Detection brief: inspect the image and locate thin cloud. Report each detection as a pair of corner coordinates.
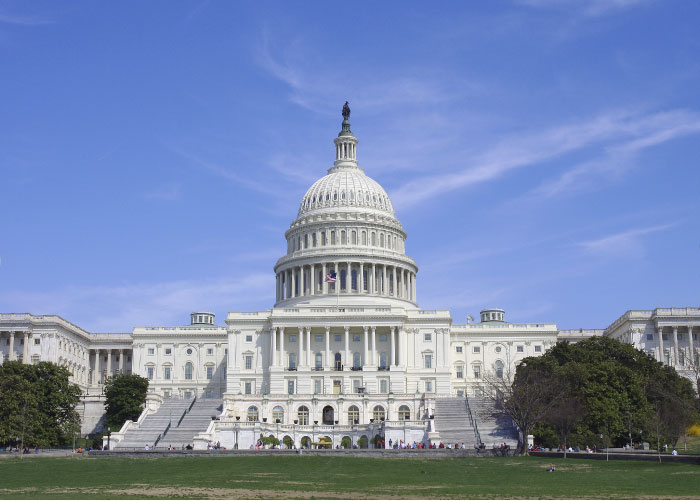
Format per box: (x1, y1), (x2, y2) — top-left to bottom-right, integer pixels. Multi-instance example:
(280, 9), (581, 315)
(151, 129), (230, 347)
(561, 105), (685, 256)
(0, 12), (53, 26)
(144, 182), (181, 201)
(576, 223), (676, 258)
(516, 0), (649, 17)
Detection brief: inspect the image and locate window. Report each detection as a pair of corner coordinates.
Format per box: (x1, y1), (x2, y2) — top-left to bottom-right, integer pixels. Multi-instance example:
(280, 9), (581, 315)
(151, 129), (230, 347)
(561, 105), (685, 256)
(164, 367), (171, 380)
(348, 405), (359, 424)
(245, 381), (252, 394)
(456, 366), (463, 379)
(288, 380), (295, 394)
(315, 335), (323, 342)
(298, 406), (309, 425)
(334, 335), (342, 342)
(206, 366), (213, 380)
(534, 345), (542, 353)
(495, 346), (502, 353)
(289, 353), (297, 370)
(456, 346), (462, 353)
(207, 348), (213, 355)
(424, 354), (432, 369)
(290, 335), (297, 342)
(517, 345), (524, 353)
(662, 334), (668, 341)
(353, 353), (361, 369)
(473, 346), (481, 353)
(425, 380), (433, 392)
(245, 355), (253, 370)
(315, 353), (323, 369)
(380, 334), (387, 342)
(186, 348), (193, 355)
(495, 360), (504, 378)
(353, 379), (362, 393)
(165, 348), (172, 355)
(473, 366), (481, 379)
(34, 338), (40, 345)
(647, 334), (653, 341)
(677, 333), (683, 341)
(148, 348), (155, 355)
(247, 406), (258, 422)
(246, 335), (253, 343)
(379, 352), (387, 368)
(379, 379), (388, 393)
(272, 406), (284, 424)
(314, 378), (322, 394)
(185, 362), (193, 380)
(398, 405), (410, 421)
(372, 405), (385, 421)
(353, 335), (360, 342)
(147, 367), (154, 380)
(424, 333), (431, 341)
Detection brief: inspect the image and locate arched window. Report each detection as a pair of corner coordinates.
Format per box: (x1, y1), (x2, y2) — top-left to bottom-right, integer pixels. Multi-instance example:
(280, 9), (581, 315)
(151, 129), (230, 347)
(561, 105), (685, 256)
(350, 191), (355, 201)
(379, 352), (387, 368)
(340, 269), (347, 291)
(289, 353), (297, 370)
(304, 234), (308, 249)
(312, 233), (317, 247)
(380, 233), (385, 248)
(372, 405), (385, 421)
(341, 230), (346, 245)
(331, 231), (336, 245)
(272, 406), (284, 424)
(348, 405), (360, 424)
(351, 231), (357, 245)
(298, 406), (309, 425)
(351, 269), (357, 291)
(495, 360), (504, 378)
(362, 231), (367, 245)
(371, 232), (376, 246)
(398, 405), (410, 421)
(333, 192), (338, 201)
(315, 352), (323, 369)
(247, 406), (259, 422)
(184, 362), (193, 380)
(321, 232), (327, 246)
(341, 191), (346, 200)
(353, 352), (361, 369)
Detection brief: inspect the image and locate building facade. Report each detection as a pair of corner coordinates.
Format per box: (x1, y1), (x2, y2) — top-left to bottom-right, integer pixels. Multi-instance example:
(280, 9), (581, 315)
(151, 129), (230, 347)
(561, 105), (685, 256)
(2, 107), (698, 446)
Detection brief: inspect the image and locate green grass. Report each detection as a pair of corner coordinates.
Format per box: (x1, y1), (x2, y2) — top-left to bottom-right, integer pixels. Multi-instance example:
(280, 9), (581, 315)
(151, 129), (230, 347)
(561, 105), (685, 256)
(0, 455), (699, 499)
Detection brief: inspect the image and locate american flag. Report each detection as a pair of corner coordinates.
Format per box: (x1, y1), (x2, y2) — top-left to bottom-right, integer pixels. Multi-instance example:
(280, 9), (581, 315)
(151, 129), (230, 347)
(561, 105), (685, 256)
(324, 271), (337, 283)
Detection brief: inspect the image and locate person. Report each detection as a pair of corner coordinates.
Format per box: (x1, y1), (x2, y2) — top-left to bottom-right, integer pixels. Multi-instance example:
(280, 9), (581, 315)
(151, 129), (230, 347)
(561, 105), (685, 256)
(34, 444), (39, 454)
(548, 464), (556, 472)
(144, 444), (149, 451)
(389, 439), (393, 448)
(672, 449), (678, 456)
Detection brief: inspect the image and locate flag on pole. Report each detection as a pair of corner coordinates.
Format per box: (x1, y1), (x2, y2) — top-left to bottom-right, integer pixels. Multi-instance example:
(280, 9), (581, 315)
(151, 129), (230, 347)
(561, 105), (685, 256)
(325, 271), (337, 283)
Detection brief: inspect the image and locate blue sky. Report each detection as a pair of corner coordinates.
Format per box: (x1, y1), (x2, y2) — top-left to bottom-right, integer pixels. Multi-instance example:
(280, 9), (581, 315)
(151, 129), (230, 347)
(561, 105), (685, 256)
(1, 0), (699, 332)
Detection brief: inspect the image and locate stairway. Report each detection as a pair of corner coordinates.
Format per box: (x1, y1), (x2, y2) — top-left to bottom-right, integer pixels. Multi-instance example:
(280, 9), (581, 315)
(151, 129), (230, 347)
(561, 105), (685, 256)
(160, 398), (223, 449)
(433, 398), (478, 445)
(114, 398), (192, 449)
(468, 397), (519, 448)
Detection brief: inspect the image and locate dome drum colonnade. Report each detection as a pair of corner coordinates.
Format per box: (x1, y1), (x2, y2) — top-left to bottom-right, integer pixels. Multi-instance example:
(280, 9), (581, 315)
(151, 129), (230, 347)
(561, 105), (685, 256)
(273, 104), (418, 306)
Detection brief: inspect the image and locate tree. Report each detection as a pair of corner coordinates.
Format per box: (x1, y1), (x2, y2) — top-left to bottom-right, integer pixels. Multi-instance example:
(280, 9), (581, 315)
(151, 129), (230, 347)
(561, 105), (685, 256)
(0, 361), (80, 447)
(103, 373), (149, 430)
(545, 389), (586, 458)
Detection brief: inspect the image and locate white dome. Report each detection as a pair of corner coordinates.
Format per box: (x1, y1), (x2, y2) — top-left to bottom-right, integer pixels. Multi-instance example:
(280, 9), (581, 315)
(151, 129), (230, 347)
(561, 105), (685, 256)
(297, 166), (395, 219)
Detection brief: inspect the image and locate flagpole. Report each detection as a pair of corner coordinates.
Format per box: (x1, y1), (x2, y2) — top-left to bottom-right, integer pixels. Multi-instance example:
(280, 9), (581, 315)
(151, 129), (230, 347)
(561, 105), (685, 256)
(336, 267), (340, 309)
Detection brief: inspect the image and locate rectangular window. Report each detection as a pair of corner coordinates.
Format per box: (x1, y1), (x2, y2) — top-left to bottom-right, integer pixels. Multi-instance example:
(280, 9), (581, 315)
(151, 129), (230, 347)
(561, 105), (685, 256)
(677, 333), (683, 341)
(424, 354), (432, 369)
(34, 338), (40, 345)
(165, 348), (172, 355)
(425, 380), (433, 392)
(353, 335), (360, 342)
(245, 382), (252, 394)
(517, 345), (524, 353)
(535, 346), (542, 353)
(207, 366), (213, 380)
(379, 379), (388, 393)
(314, 379), (322, 394)
(315, 335), (323, 342)
(288, 380), (295, 395)
(148, 348), (155, 355)
(456, 367), (463, 379)
(353, 379), (362, 393)
(164, 367), (171, 380)
(473, 367), (481, 379)
(424, 333), (431, 341)
(245, 355), (252, 370)
(147, 367), (154, 380)
(246, 335), (253, 342)
(662, 334), (668, 340)
(290, 335), (297, 342)
(647, 334), (653, 341)
(473, 346), (481, 353)
(455, 346), (462, 353)
(207, 348), (213, 355)
(457, 390), (464, 397)
(334, 335), (342, 342)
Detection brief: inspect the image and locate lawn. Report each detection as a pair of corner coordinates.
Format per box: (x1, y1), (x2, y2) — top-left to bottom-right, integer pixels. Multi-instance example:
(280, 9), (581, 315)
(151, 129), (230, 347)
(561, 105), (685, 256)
(0, 455), (698, 499)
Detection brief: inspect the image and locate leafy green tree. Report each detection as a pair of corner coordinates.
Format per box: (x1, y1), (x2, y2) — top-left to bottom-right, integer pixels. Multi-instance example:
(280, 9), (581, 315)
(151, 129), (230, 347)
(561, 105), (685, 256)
(103, 373), (149, 430)
(341, 437), (352, 448)
(0, 361), (80, 447)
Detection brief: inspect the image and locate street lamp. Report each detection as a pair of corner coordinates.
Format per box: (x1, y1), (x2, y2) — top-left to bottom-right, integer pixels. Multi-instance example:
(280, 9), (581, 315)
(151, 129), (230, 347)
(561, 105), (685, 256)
(234, 417), (240, 450)
(107, 427), (111, 451)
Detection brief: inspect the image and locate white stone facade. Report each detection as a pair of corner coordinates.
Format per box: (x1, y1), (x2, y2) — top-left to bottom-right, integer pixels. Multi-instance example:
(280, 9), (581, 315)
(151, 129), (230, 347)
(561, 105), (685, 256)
(2, 109), (698, 447)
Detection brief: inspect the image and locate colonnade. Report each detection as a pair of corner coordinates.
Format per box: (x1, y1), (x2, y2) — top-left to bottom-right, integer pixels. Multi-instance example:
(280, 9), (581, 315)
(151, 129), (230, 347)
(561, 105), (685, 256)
(268, 325), (404, 370)
(656, 325), (697, 366)
(0, 330), (34, 363)
(276, 262), (416, 303)
(89, 348), (131, 385)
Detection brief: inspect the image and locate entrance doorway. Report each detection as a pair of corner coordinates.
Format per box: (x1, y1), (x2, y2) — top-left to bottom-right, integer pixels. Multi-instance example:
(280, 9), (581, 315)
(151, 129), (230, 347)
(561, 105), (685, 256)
(322, 405), (335, 425)
(333, 380), (341, 395)
(334, 353), (342, 371)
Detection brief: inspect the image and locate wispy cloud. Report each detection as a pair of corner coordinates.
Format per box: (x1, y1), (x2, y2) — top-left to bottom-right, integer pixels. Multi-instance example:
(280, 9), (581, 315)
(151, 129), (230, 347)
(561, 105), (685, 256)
(576, 223), (676, 258)
(0, 11), (53, 26)
(144, 182), (181, 201)
(516, 0), (650, 17)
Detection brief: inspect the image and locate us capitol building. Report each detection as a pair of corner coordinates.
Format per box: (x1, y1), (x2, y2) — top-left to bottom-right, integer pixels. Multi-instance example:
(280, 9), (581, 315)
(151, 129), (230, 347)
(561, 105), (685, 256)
(2, 105), (698, 449)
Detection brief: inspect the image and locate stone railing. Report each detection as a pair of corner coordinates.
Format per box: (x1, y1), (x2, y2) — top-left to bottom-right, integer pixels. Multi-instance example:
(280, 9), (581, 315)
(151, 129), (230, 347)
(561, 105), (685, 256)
(452, 323), (557, 331)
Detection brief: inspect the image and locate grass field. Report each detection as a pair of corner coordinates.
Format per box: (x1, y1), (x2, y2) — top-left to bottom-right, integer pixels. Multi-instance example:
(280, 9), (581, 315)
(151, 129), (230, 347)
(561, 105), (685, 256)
(0, 455), (699, 499)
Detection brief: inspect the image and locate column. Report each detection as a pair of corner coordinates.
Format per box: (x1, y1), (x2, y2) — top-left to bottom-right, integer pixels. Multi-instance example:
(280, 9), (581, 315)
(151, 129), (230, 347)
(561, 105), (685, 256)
(689, 326), (695, 365)
(412, 273), (416, 302)
(363, 326), (369, 367)
(119, 349), (124, 373)
(280, 328), (285, 368)
(371, 263), (376, 294)
(22, 332), (30, 363)
(371, 327), (376, 366)
(322, 263), (327, 294)
(270, 328), (277, 367)
(390, 327), (396, 368)
(95, 349), (102, 384)
(310, 264), (315, 295)
(325, 327), (331, 369)
(392, 267), (397, 297)
(359, 263), (364, 293)
(291, 268), (296, 298)
(672, 326), (679, 366)
(306, 327), (311, 366)
(382, 265), (387, 296)
(346, 261), (351, 293)
(9, 332), (15, 361)
(298, 327), (304, 367)
(334, 262), (340, 294)
(398, 326), (405, 367)
(403, 269), (408, 298)
(657, 327), (664, 363)
(300, 266), (305, 296)
(344, 326), (350, 367)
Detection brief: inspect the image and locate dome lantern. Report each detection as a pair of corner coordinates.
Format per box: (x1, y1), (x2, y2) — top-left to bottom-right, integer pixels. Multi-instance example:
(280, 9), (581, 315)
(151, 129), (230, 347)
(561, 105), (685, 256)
(331, 101), (359, 171)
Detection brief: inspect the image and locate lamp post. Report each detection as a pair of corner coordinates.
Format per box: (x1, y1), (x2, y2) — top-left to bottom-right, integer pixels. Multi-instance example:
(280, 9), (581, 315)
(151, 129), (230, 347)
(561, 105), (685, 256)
(107, 427), (111, 451)
(276, 419), (280, 448)
(234, 417), (240, 450)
